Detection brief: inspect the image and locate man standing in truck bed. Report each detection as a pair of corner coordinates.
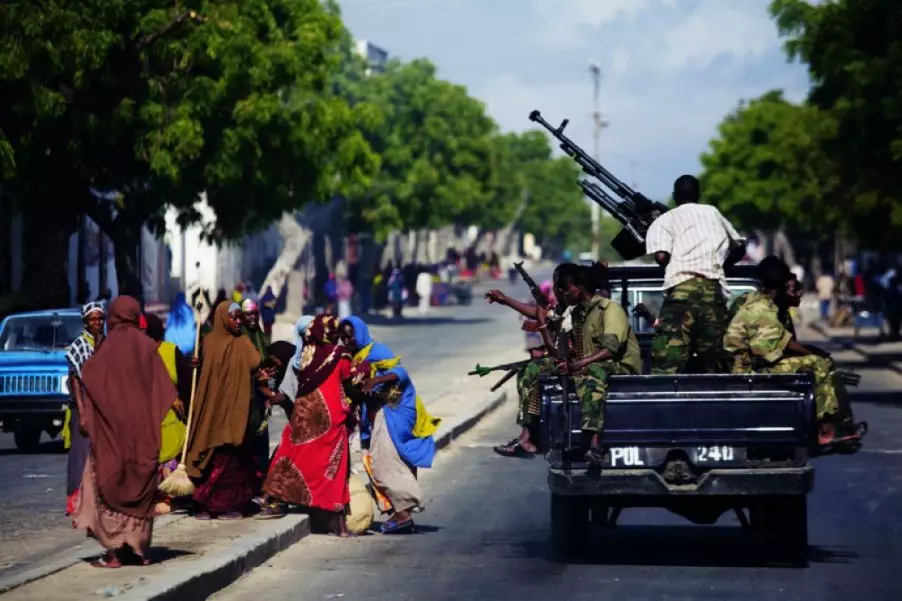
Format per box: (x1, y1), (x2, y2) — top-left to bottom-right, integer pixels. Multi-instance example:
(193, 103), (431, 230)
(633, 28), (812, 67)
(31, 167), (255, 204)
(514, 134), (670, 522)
(645, 175), (746, 374)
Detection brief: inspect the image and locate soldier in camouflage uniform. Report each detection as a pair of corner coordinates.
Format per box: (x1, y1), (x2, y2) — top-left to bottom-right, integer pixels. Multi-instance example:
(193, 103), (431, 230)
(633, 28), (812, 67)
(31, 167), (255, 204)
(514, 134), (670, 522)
(535, 263), (642, 464)
(646, 175), (746, 374)
(493, 341), (548, 458)
(723, 257), (865, 446)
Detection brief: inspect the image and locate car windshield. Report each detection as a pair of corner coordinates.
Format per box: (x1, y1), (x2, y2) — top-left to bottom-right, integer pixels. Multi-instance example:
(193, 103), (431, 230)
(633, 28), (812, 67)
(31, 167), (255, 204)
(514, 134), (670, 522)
(0, 314), (84, 351)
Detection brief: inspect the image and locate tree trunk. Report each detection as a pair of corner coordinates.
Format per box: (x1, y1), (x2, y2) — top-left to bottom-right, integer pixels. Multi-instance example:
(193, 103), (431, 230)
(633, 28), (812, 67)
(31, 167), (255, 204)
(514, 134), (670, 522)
(110, 221), (143, 301)
(20, 206), (73, 309)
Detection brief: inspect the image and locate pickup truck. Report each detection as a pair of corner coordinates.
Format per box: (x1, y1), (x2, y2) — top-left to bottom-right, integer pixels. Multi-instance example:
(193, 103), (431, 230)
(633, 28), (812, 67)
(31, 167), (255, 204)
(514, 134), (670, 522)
(0, 309), (83, 451)
(538, 264), (815, 565)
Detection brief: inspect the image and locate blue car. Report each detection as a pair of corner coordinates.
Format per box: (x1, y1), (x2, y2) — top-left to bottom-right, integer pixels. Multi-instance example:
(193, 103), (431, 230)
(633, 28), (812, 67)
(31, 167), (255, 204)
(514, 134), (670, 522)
(0, 309), (84, 451)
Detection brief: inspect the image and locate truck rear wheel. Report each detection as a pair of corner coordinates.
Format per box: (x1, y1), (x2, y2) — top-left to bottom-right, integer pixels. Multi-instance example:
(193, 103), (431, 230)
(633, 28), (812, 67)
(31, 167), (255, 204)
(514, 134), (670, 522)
(749, 495), (808, 566)
(550, 494), (590, 559)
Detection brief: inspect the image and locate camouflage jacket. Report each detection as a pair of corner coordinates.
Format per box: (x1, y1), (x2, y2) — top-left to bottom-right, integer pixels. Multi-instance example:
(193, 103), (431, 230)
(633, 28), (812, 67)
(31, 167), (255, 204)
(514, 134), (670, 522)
(728, 290), (796, 339)
(723, 292), (793, 373)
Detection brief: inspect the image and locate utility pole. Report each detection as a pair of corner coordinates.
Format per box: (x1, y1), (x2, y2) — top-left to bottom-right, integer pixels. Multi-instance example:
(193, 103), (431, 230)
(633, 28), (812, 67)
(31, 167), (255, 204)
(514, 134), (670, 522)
(589, 62), (608, 259)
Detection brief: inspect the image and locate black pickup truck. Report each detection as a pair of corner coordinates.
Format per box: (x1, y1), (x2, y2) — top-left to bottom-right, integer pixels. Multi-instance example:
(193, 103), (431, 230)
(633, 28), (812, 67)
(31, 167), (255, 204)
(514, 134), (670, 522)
(538, 264), (816, 565)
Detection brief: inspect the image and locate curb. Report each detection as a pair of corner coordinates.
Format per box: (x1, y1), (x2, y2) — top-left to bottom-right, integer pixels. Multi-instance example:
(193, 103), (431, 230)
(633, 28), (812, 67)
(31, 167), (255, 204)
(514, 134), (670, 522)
(434, 388), (509, 451)
(0, 514), (188, 595)
(116, 514), (310, 601)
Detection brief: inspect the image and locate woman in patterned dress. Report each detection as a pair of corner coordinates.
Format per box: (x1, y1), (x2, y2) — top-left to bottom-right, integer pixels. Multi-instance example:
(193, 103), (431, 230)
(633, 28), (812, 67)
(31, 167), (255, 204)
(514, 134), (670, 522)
(260, 315), (357, 535)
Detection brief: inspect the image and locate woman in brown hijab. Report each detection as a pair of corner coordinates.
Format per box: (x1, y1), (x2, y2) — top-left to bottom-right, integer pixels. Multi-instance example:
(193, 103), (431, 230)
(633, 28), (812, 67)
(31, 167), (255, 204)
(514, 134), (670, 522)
(73, 296), (178, 568)
(186, 302), (262, 520)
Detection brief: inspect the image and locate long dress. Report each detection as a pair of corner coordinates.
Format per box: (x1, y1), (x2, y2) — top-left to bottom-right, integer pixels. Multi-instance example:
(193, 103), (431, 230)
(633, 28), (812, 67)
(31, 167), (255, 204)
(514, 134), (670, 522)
(264, 357), (353, 512)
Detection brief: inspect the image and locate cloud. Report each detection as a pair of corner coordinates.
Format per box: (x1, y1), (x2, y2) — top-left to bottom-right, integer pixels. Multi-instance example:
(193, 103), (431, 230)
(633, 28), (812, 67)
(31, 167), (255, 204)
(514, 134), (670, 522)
(338, 0), (811, 198)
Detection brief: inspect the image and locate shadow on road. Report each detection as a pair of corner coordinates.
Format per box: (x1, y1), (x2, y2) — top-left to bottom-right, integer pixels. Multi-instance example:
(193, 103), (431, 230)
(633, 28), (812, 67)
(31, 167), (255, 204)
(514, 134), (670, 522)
(520, 525), (858, 568)
(0, 439), (65, 456)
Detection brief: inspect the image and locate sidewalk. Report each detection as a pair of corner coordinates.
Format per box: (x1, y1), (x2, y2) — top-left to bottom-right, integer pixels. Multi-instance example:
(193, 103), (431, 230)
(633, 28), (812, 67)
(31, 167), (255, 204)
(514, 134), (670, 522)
(0, 302), (523, 601)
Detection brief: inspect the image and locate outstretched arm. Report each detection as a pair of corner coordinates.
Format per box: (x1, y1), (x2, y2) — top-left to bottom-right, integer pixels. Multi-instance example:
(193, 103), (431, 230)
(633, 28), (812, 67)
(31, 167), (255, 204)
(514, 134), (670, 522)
(485, 289), (540, 319)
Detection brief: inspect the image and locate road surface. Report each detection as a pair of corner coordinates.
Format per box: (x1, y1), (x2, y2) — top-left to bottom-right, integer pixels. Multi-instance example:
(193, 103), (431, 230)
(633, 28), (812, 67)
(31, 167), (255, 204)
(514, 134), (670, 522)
(212, 336), (902, 601)
(0, 271), (537, 577)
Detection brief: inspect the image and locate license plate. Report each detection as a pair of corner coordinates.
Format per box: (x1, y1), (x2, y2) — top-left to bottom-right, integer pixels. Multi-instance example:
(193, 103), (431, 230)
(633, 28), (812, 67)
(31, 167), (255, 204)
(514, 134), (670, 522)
(691, 445), (738, 464)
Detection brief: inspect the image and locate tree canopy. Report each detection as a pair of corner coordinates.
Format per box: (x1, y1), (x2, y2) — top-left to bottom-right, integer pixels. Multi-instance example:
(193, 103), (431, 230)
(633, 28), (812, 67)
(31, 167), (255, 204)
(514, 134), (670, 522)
(701, 0), (902, 250)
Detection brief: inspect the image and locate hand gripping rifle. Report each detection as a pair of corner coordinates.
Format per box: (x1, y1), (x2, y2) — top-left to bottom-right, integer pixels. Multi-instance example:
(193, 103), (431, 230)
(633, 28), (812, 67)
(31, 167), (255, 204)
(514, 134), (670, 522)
(528, 110), (670, 260)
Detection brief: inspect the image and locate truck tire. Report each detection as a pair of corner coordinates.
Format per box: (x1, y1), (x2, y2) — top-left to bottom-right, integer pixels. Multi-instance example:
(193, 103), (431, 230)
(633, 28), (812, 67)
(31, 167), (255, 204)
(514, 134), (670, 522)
(550, 494), (590, 559)
(14, 427), (42, 453)
(749, 495), (808, 567)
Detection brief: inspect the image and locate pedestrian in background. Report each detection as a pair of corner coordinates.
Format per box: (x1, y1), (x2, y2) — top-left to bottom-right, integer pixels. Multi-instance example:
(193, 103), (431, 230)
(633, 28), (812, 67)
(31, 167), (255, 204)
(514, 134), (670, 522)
(816, 272), (835, 322)
(260, 285), (277, 343)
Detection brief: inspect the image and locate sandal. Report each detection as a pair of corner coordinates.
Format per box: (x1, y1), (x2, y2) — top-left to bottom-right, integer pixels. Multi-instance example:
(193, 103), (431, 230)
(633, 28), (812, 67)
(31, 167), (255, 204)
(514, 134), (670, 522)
(254, 504), (287, 520)
(194, 512), (212, 521)
(216, 511), (244, 521)
(90, 553), (122, 569)
(584, 447), (605, 466)
(493, 438), (535, 459)
(381, 518), (416, 534)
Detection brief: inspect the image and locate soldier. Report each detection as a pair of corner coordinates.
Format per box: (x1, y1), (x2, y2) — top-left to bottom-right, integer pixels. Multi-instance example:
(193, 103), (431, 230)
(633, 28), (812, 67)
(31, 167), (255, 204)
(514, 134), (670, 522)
(493, 339), (549, 458)
(646, 175), (746, 374)
(723, 257), (865, 447)
(534, 262), (642, 464)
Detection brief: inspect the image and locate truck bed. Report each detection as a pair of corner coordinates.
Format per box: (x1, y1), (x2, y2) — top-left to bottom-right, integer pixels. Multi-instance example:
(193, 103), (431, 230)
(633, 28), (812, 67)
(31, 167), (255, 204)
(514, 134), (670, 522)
(539, 372), (817, 472)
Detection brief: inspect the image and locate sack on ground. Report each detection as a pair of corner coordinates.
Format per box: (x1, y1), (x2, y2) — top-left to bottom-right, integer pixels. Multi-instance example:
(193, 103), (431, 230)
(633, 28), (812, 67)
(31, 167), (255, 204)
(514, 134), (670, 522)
(346, 474), (374, 534)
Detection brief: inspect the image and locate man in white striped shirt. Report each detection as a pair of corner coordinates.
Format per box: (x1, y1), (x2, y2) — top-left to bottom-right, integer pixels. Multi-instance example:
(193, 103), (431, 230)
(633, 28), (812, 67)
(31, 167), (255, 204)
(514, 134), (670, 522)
(645, 175), (745, 374)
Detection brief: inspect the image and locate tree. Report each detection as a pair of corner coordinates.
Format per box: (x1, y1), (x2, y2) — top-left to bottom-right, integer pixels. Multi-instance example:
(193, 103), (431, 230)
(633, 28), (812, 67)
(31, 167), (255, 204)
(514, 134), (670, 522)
(0, 0), (376, 303)
(699, 90), (840, 238)
(519, 156), (591, 255)
(770, 0), (902, 248)
(345, 58), (496, 239)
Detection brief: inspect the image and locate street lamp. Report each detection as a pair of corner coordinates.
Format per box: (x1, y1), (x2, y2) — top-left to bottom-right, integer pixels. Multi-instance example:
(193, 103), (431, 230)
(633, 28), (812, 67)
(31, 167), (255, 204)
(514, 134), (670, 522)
(588, 62), (608, 259)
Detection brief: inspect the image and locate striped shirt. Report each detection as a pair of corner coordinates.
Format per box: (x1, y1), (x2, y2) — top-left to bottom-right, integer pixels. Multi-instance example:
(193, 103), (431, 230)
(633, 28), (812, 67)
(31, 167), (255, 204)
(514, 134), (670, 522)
(645, 203), (743, 295)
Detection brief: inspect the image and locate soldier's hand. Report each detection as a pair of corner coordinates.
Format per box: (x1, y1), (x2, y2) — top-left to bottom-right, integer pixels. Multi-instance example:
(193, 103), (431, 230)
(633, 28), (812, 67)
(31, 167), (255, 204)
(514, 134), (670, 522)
(535, 307), (548, 325)
(484, 289), (505, 304)
(555, 360), (570, 374)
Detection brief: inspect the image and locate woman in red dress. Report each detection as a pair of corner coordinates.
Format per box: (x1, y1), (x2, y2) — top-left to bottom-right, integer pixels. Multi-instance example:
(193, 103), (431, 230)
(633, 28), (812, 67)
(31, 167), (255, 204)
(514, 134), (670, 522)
(261, 315), (357, 535)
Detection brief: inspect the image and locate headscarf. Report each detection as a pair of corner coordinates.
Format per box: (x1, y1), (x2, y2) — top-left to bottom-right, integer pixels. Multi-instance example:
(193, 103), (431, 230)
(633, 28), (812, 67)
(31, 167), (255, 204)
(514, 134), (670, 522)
(80, 296), (176, 518)
(66, 302), (106, 376)
(165, 292), (196, 355)
(143, 313), (165, 342)
(342, 316), (394, 363)
(539, 280), (556, 306)
(295, 315), (347, 398)
(185, 301), (261, 478)
(266, 341), (296, 383)
(291, 315), (315, 369)
(241, 298), (258, 313)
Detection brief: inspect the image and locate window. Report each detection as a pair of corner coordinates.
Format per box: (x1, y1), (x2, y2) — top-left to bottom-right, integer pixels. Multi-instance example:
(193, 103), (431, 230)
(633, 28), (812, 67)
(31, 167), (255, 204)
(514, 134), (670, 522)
(612, 283), (757, 334)
(0, 315), (83, 351)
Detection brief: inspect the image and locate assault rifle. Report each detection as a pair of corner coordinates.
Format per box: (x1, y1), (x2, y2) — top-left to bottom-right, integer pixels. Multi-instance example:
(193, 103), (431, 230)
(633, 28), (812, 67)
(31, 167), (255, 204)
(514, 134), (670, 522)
(469, 359), (533, 392)
(469, 360), (532, 377)
(514, 261), (550, 310)
(528, 110), (670, 260)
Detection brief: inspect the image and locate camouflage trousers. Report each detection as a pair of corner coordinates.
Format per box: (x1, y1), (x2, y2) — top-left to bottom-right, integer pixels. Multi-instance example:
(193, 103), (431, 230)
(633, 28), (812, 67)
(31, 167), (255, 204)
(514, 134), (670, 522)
(519, 357), (634, 433)
(651, 277), (728, 375)
(516, 360), (545, 427)
(762, 355), (842, 420)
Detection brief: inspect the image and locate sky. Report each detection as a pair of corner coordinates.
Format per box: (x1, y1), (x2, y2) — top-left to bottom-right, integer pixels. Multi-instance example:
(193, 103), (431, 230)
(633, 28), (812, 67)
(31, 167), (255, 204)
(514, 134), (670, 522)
(338, 0), (813, 202)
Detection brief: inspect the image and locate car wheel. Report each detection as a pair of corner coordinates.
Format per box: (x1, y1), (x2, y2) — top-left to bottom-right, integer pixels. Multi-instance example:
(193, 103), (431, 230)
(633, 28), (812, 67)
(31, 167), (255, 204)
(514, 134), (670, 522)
(14, 427), (42, 453)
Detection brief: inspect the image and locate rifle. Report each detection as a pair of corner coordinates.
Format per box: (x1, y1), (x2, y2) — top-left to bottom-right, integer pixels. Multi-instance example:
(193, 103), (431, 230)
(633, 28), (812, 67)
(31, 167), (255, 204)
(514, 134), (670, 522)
(513, 261), (550, 310)
(468, 360), (532, 377)
(490, 368), (520, 392)
(528, 110), (670, 260)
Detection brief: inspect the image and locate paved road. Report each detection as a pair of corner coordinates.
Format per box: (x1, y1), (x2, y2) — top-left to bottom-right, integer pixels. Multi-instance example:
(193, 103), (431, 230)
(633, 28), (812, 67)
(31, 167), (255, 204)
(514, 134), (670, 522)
(0, 270), (541, 577)
(213, 338), (902, 601)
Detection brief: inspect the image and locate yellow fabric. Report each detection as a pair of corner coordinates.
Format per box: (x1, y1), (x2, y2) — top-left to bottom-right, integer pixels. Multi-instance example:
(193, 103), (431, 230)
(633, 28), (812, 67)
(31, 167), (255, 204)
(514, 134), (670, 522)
(159, 409), (186, 463)
(353, 344), (441, 438)
(62, 406), (72, 449)
(157, 341), (185, 463)
(158, 341), (178, 383)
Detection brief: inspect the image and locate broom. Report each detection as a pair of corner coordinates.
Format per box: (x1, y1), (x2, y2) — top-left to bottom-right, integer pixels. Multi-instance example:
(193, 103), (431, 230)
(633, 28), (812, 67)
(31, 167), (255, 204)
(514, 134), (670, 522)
(158, 305), (204, 497)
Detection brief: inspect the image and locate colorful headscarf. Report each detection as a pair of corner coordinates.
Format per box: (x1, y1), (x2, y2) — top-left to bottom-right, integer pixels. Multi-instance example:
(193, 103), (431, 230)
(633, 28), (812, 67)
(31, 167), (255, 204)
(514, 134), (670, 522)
(291, 315), (315, 369)
(165, 292), (196, 355)
(241, 298), (258, 313)
(295, 315), (347, 397)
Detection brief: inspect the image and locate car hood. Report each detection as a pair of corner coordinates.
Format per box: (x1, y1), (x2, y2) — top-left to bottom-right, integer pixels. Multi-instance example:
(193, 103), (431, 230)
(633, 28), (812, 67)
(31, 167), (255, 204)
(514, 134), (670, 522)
(0, 350), (68, 371)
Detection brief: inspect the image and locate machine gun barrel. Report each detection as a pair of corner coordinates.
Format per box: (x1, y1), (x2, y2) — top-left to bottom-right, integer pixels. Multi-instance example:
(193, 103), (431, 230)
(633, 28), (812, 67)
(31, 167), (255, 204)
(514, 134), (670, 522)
(468, 360), (532, 377)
